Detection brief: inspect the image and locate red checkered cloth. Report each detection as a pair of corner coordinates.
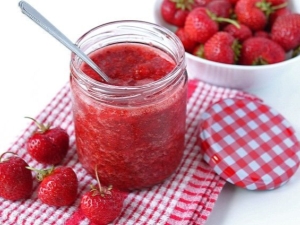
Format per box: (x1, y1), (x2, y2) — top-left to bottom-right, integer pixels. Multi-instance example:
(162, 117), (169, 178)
(0, 80), (250, 225)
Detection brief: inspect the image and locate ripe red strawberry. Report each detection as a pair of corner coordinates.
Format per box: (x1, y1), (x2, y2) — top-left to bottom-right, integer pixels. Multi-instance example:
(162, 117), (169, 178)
(184, 7), (238, 43)
(175, 27), (198, 53)
(160, 0), (195, 27)
(204, 31), (240, 64)
(271, 13), (300, 52)
(239, 37), (285, 65)
(26, 117), (69, 165)
(235, 0), (287, 31)
(235, 0), (268, 31)
(254, 30), (270, 38)
(228, 0), (239, 5)
(0, 152), (33, 200)
(184, 7), (219, 43)
(29, 166), (78, 206)
(81, 168), (125, 225)
(206, 0), (232, 18)
(223, 23), (253, 42)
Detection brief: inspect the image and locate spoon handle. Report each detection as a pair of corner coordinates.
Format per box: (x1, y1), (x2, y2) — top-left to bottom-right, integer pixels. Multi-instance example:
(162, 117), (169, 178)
(18, 1), (110, 82)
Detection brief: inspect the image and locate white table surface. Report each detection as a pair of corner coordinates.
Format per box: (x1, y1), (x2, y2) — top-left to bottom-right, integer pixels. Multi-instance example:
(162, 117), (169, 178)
(1, 0), (300, 224)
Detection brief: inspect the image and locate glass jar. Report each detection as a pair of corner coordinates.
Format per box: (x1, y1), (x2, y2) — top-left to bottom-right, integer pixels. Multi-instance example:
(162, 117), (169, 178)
(70, 20), (187, 190)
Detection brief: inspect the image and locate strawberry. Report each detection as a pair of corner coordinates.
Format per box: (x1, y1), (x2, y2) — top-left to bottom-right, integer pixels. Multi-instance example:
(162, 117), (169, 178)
(223, 23), (253, 42)
(234, 0), (287, 31)
(235, 0), (268, 31)
(239, 36), (285, 65)
(81, 167), (125, 225)
(0, 152), (33, 201)
(26, 117), (69, 165)
(29, 166), (78, 206)
(206, 0), (232, 18)
(254, 30), (270, 38)
(271, 13), (300, 52)
(160, 0), (195, 27)
(184, 7), (239, 43)
(175, 27), (198, 53)
(228, 0), (239, 5)
(203, 31), (240, 64)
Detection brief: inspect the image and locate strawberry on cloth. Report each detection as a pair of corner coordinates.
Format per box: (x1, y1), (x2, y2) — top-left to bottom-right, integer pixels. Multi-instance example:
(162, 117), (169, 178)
(80, 167), (125, 224)
(28, 166), (78, 207)
(0, 152), (33, 201)
(25, 117), (69, 165)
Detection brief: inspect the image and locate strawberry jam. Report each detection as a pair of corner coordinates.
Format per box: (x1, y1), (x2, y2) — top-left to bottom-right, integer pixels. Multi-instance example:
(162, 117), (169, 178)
(70, 21), (187, 190)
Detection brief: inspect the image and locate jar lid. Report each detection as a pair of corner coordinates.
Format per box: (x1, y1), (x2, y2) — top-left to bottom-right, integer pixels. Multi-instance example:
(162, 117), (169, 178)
(198, 98), (300, 190)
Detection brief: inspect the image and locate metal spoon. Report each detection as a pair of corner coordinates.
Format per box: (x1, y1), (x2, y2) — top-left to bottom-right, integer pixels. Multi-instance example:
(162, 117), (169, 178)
(18, 1), (111, 83)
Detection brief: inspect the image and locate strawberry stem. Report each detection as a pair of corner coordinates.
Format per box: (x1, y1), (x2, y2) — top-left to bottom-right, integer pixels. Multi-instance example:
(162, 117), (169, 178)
(207, 9), (240, 28)
(91, 165), (112, 197)
(25, 117), (50, 133)
(26, 165), (54, 181)
(95, 165), (103, 194)
(271, 2), (288, 11)
(0, 152), (17, 162)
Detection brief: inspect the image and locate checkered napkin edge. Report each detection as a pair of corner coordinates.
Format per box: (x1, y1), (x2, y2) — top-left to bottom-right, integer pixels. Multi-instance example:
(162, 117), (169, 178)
(0, 80), (246, 225)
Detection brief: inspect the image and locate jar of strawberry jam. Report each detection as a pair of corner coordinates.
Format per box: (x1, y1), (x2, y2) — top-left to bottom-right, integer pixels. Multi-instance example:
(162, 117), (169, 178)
(70, 21), (187, 190)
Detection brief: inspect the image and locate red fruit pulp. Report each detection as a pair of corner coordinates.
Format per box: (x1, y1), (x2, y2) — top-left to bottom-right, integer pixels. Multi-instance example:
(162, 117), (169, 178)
(71, 43), (187, 190)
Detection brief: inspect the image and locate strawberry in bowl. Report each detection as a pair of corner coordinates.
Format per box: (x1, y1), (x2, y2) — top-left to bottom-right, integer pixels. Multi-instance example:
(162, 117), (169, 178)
(154, 0), (300, 90)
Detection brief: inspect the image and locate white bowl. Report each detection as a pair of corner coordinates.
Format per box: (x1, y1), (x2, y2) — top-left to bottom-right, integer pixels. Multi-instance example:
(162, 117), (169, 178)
(154, 0), (300, 91)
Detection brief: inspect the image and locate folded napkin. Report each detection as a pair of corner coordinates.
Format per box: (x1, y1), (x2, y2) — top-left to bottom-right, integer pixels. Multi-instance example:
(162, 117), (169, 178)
(0, 79), (247, 225)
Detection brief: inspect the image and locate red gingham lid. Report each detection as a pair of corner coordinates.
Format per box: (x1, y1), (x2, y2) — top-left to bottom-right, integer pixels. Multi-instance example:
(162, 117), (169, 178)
(198, 97), (300, 190)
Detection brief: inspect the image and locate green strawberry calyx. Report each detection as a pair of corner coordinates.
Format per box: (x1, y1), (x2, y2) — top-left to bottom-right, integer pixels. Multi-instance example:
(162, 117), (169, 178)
(194, 44), (205, 58)
(26, 165), (54, 181)
(252, 56), (268, 65)
(25, 117), (51, 134)
(232, 40), (242, 64)
(256, 0), (288, 18)
(292, 45), (300, 58)
(90, 166), (113, 197)
(171, 0), (195, 11)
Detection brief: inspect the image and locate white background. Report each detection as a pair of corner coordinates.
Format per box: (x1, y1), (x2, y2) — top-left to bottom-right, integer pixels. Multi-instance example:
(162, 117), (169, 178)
(1, 0), (300, 224)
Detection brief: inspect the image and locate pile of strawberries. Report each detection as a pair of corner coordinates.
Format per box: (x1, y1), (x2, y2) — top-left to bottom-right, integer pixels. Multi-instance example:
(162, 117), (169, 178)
(160, 0), (300, 65)
(0, 118), (124, 225)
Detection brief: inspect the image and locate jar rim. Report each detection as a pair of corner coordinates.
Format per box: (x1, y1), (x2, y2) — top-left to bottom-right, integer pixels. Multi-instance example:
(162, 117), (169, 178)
(70, 20), (186, 94)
